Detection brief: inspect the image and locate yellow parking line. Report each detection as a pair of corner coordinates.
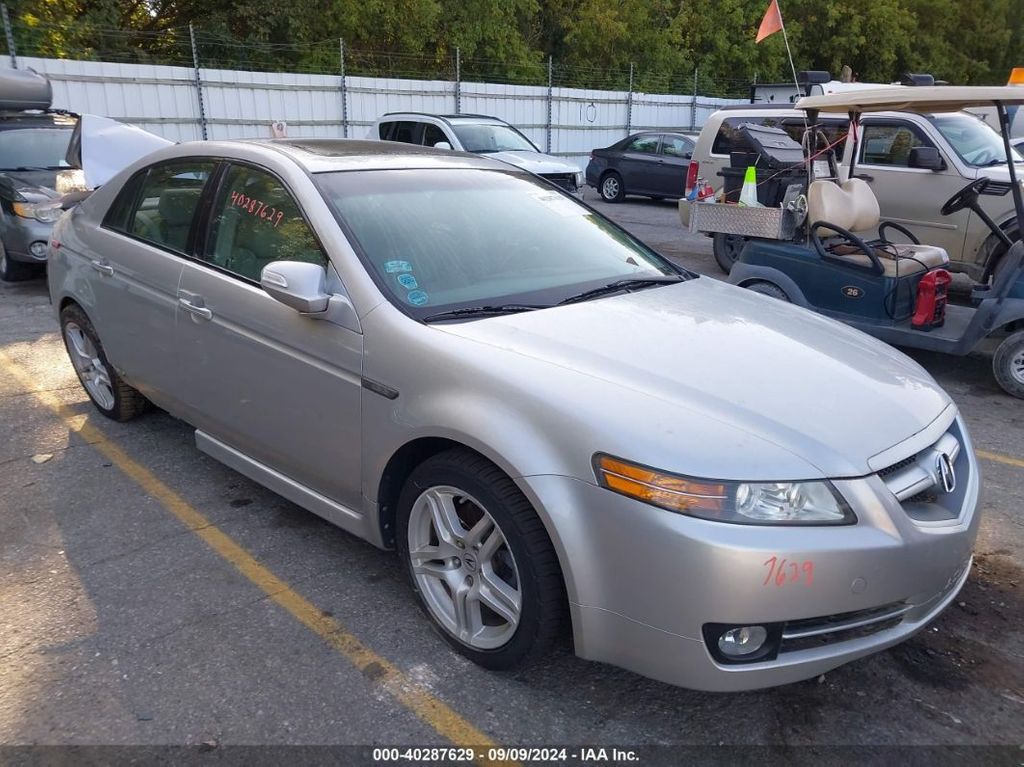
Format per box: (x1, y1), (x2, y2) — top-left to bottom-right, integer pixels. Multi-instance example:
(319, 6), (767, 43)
(976, 449), (1024, 469)
(0, 350), (501, 761)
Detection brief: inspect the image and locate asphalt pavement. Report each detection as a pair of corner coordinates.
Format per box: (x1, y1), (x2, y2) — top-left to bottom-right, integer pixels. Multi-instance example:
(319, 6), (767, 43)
(1, 195), (1022, 761)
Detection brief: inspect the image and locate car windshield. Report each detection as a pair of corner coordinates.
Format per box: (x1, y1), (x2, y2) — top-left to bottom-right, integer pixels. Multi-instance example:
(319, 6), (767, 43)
(318, 168), (684, 318)
(0, 127), (73, 170)
(450, 123), (537, 153)
(930, 113), (1023, 166)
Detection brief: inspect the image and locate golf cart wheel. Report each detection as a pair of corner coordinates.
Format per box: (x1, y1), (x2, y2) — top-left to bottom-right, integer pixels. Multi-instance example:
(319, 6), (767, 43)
(599, 172), (625, 203)
(747, 281), (791, 302)
(60, 303), (149, 421)
(713, 233), (746, 274)
(993, 330), (1024, 399)
(0, 242), (32, 282)
(397, 448), (566, 670)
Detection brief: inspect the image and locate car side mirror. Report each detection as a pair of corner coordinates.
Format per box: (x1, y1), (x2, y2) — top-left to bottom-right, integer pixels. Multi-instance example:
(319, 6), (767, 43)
(908, 146), (944, 171)
(433, 141), (452, 150)
(261, 261), (331, 314)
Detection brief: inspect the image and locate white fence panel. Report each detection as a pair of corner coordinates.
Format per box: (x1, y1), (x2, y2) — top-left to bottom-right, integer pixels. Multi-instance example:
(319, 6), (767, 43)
(10, 57), (744, 169)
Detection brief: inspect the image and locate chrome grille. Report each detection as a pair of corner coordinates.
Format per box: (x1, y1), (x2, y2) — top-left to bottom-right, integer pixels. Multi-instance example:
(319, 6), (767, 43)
(540, 173), (578, 192)
(878, 432), (960, 502)
(779, 602), (910, 653)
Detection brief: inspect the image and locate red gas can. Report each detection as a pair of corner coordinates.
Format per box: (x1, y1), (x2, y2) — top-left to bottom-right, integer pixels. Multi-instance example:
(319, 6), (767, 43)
(912, 269), (951, 330)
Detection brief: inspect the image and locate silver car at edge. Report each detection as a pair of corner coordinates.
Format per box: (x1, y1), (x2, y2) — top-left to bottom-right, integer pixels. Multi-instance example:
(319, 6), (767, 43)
(48, 139), (980, 692)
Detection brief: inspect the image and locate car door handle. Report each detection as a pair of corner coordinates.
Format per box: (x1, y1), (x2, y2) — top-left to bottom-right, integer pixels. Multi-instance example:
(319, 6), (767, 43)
(90, 259), (114, 276)
(178, 296), (213, 321)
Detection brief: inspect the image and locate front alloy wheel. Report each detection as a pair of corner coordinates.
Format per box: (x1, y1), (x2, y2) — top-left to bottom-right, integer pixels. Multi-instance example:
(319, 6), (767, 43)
(407, 486), (521, 650)
(397, 448), (565, 670)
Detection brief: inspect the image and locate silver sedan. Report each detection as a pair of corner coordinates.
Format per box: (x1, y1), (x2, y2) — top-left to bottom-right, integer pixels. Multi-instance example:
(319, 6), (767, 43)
(48, 139), (979, 691)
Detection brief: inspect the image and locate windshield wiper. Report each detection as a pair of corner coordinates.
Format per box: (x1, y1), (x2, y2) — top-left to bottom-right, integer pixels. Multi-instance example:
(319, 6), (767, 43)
(6, 165), (62, 171)
(557, 275), (685, 305)
(422, 304), (549, 322)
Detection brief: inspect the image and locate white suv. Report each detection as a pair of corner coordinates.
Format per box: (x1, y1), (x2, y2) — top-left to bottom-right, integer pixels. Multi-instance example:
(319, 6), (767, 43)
(371, 112), (584, 195)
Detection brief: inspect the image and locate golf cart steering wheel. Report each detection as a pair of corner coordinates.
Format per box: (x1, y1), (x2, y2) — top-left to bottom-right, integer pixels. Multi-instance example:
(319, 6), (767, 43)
(941, 178), (989, 216)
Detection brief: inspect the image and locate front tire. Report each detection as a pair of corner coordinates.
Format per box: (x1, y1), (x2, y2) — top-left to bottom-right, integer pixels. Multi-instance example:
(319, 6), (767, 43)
(397, 448), (565, 670)
(599, 172), (625, 203)
(993, 330), (1024, 399)
(59, 304), (149, 421)
(0, 242), (33, 282)
(713, 233), (747, 274)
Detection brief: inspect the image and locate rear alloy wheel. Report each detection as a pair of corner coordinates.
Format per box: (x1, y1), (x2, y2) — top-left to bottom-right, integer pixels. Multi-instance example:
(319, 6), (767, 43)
(600, 172), (625, 203)
(747, 280), (791, 302)
(60, 304), (149, 421)
(397, 448), (565, 670)
(993, 330), (1024, 399)
(0, 242), (33, 282)
(713, 232), (747, 274)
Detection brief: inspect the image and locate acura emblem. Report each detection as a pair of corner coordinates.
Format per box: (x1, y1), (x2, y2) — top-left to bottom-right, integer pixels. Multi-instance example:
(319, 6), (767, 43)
(937, 453), (956, 493)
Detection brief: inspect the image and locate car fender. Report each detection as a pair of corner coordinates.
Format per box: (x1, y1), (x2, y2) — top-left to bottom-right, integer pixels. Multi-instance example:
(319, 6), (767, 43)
(729, 262), (812, 308)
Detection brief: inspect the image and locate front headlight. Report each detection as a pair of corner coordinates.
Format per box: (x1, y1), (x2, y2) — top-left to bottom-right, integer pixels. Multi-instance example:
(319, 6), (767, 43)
(594, 454), (855, 525)
(12, 200), (63, 223)
(575, 171), (585, 190)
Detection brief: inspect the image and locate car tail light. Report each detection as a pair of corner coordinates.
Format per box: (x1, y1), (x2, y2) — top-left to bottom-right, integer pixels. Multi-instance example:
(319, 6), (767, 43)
(685, 161), (699, 196)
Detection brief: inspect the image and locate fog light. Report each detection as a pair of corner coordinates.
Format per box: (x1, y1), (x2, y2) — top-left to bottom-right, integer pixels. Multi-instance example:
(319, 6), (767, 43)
(717, 625), (768, 657)
(29, 240), (48, 258)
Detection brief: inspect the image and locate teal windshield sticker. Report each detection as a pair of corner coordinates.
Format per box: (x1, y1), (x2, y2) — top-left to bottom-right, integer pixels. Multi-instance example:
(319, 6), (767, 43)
(407, 290), (429, 306)
(397, 273), (419, 289)
(384, 260), (413, 273)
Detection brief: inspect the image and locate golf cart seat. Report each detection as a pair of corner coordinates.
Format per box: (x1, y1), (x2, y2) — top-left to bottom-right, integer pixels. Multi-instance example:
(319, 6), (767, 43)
(808, 178), (949, 276)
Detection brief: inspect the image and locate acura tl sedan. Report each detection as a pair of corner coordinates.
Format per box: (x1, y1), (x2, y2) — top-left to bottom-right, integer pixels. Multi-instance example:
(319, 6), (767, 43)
(48, 139), (979, 691)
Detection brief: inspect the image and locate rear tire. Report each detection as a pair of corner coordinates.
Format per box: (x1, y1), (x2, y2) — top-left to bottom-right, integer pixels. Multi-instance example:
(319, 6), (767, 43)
(59, 304), (149, 421)
(0, 242), (33, 282)
(396, 448), (565, 670)
(713, 233), (747, 274)
(599, 172), (625, 203)
(747, 281), (791, 302)
(993, 330), (1024, 399)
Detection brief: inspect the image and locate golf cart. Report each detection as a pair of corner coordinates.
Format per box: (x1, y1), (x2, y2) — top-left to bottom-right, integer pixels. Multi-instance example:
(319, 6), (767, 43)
(690, 86), (1024, 398)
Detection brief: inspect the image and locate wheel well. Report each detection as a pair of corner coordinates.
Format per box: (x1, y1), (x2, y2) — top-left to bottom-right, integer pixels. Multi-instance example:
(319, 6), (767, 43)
(376, 437), (469, 548)
(599, 169), (620, 182)
(58, 296), (81, 314)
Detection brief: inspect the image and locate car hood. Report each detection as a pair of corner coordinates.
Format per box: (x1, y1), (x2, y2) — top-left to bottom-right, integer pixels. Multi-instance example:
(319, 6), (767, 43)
(486, 150), (580, 175)
(436, 278), (952, 479)
(0, 169), (58, 201)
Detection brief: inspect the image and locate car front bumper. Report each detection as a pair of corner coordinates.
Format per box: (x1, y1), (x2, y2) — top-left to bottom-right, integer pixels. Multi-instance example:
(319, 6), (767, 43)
(3, 215), (55, 263)
(519, 419), (980, 692)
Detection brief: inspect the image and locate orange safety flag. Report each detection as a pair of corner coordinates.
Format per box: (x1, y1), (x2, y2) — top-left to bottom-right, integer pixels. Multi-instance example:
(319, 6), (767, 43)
(756, 0), (784, 43)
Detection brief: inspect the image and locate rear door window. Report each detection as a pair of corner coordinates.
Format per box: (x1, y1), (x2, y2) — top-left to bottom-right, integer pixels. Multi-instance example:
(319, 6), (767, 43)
(109, 161), (216, 254)
(382, 121), (422, 145)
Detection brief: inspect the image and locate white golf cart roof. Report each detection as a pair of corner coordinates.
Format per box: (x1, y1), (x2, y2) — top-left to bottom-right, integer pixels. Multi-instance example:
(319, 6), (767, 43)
(797, 86), (1024, 114)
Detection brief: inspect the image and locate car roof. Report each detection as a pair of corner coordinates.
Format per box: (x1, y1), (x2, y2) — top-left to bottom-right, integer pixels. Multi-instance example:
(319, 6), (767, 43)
(798, 85), (1024, 114)
(163, 137), (511, 174)
(380, 112), (506, 125)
